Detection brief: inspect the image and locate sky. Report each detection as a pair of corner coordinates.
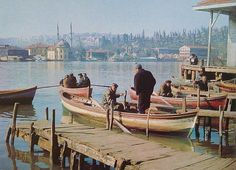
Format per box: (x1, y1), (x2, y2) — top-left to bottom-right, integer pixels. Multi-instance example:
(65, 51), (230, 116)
(0, 0), (227, 38)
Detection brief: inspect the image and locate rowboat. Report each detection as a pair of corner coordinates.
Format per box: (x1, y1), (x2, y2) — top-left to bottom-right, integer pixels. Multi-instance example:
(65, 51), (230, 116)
(171, 84), (210, 96)
(130, 88), (227, 110)
(0, 86), (37, 105)
(60, 91), (198, 133)
(215, 79), (236, 93)
(59, 86), (92, 98)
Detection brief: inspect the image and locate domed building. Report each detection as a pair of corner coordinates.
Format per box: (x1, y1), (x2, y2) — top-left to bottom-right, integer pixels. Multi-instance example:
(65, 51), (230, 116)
(47, 39), (72, 61)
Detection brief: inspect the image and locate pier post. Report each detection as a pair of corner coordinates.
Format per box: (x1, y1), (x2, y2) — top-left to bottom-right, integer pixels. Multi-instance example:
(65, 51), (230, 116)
(109, 101), (114, 130)
(77, 153), (85, 170)
(11, 103), (19, 145)
(5, 127), (12, 143)
(29, 122), (35, 152)
(45, 107), (49, 120)
(70, 151), (78, 170)
(146, 108), (151, 137)
(184, 70), (187, 80)
(182, 97), (187, 112)
(191, 71), (195, 81)
(50, 109), (57, 163)
(197, 88), (200, 109)
(207, 117), (212, 140)
(203, 117), (206, 141)
(60, 141), (67, 167)
(218, 106), (224, 157)
(225, 118), (230, 145)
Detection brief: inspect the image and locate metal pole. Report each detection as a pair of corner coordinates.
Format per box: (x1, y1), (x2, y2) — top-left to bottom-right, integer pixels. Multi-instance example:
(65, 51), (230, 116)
(207, 11), (213, 67)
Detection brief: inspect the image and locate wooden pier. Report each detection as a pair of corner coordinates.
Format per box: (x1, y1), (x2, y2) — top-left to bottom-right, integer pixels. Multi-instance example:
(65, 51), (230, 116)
(5, 103), (236, 170)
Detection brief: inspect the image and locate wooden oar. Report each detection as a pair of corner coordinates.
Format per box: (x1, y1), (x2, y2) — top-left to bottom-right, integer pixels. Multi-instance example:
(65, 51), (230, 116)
(37, 85), (60, 89)
(90, 98), (132, 135)
(91, 84), (110, 88)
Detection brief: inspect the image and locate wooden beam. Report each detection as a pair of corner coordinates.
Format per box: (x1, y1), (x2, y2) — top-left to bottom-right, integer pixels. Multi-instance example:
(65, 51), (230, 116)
(29, 122), (35, 152)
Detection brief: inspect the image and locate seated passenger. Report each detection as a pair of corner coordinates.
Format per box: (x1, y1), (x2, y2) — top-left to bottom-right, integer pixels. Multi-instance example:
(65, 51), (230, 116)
(77, 73), (84, 87)
(159, 80), (173, 97)
(102, 83), (124, 129)
(82, 73), (91, 87)
(63, 75), (70, 88)
(190, 54), (198, 65)
(194, 75), (208, 91)
(68, 73), (77, 88)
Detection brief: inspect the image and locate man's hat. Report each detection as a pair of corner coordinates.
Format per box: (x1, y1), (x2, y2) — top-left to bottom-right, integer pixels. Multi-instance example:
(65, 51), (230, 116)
(135, 63), (142, 69)
(78, 73), (83, 76)
(112, 83), (118, 88)
(165, 80), (172, 84)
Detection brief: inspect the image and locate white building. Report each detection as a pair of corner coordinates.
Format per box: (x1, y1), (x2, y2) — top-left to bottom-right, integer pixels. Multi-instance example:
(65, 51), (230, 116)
(47, 40), (71, 61)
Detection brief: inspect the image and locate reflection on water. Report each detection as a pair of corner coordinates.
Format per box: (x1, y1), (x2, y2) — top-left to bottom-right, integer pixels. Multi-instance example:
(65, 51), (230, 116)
(0, 104), (36, 121)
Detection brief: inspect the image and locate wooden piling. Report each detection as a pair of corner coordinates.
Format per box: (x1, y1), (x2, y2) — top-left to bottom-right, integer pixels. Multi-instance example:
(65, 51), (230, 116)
(5, 127), (12, 143)
(203, 117), (206, 141)
(60, 141), (67, 167)
(182, 97), (187, 112)
(146, 108), (151, 137)
(219, 106), (224, 157)
(50, 109), (57, 163)
(45, 107), (49, 120)
(197, 88), (200, 109)
(109, 102), (114, 130)
(29, 122), (35, 152)
(191, 71), (195, 81)
(70, 150), (78, 170)
(77, 153), (85, 170)
(10, 103), (19, 145)
(207, 117), (212, 140)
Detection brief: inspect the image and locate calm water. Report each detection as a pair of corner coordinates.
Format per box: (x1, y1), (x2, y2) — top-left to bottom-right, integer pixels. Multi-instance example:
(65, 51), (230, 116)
(0, 61), (235, 170)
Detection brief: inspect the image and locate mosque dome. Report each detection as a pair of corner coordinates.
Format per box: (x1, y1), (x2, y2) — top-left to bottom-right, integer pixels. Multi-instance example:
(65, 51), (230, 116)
(56, 39), (70, 48)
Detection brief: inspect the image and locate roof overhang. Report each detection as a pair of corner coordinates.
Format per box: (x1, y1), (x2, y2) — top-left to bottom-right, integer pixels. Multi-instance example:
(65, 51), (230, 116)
(193, 2), (236, 15)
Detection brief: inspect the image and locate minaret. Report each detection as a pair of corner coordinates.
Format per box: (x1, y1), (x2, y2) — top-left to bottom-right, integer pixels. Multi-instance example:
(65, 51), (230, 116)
(57, 23), (60, 41)
(70, 22), (73, 47)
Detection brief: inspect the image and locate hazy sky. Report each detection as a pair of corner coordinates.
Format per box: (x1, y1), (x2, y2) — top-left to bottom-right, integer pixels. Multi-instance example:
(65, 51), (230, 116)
(0, 0), (227, 38)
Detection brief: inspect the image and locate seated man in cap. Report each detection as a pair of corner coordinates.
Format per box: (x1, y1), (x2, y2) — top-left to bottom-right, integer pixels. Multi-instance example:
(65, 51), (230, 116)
(82, 73), (91, 87)
(102, 83), (124, 129)
(159, 80), (173, 97)
(77, 73), (84, 87)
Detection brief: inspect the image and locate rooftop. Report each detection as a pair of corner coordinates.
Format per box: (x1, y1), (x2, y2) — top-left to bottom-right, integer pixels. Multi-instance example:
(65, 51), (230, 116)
(193, 0), (236, 14)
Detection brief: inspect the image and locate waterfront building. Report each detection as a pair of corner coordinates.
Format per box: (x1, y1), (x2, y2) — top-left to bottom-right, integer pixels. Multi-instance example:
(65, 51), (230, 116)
(86, 49), (108, 61)
(0, 45), (28, 61)
(26, 43), (48, 57)
(47, 39), (72, 61)
(194, 0), (236, 66)
(179, 45), (208, 61)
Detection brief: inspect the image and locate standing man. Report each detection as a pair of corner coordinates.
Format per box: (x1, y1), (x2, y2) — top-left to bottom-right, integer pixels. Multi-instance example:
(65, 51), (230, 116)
(134, 64), (156, 114)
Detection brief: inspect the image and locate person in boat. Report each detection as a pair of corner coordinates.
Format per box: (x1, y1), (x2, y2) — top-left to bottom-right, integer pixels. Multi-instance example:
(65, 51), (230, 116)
(82, 73), (91, 87)
(63, 75), (70, 88)
(194, 75), (208, 91)
(134, 64), (156, 114)
(68, 73), (77, 88)
(159, 80), (173, 97)
(102, 83), (124, 129)
(190, 53), (198, 65)
(77, 73), (84, 87)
